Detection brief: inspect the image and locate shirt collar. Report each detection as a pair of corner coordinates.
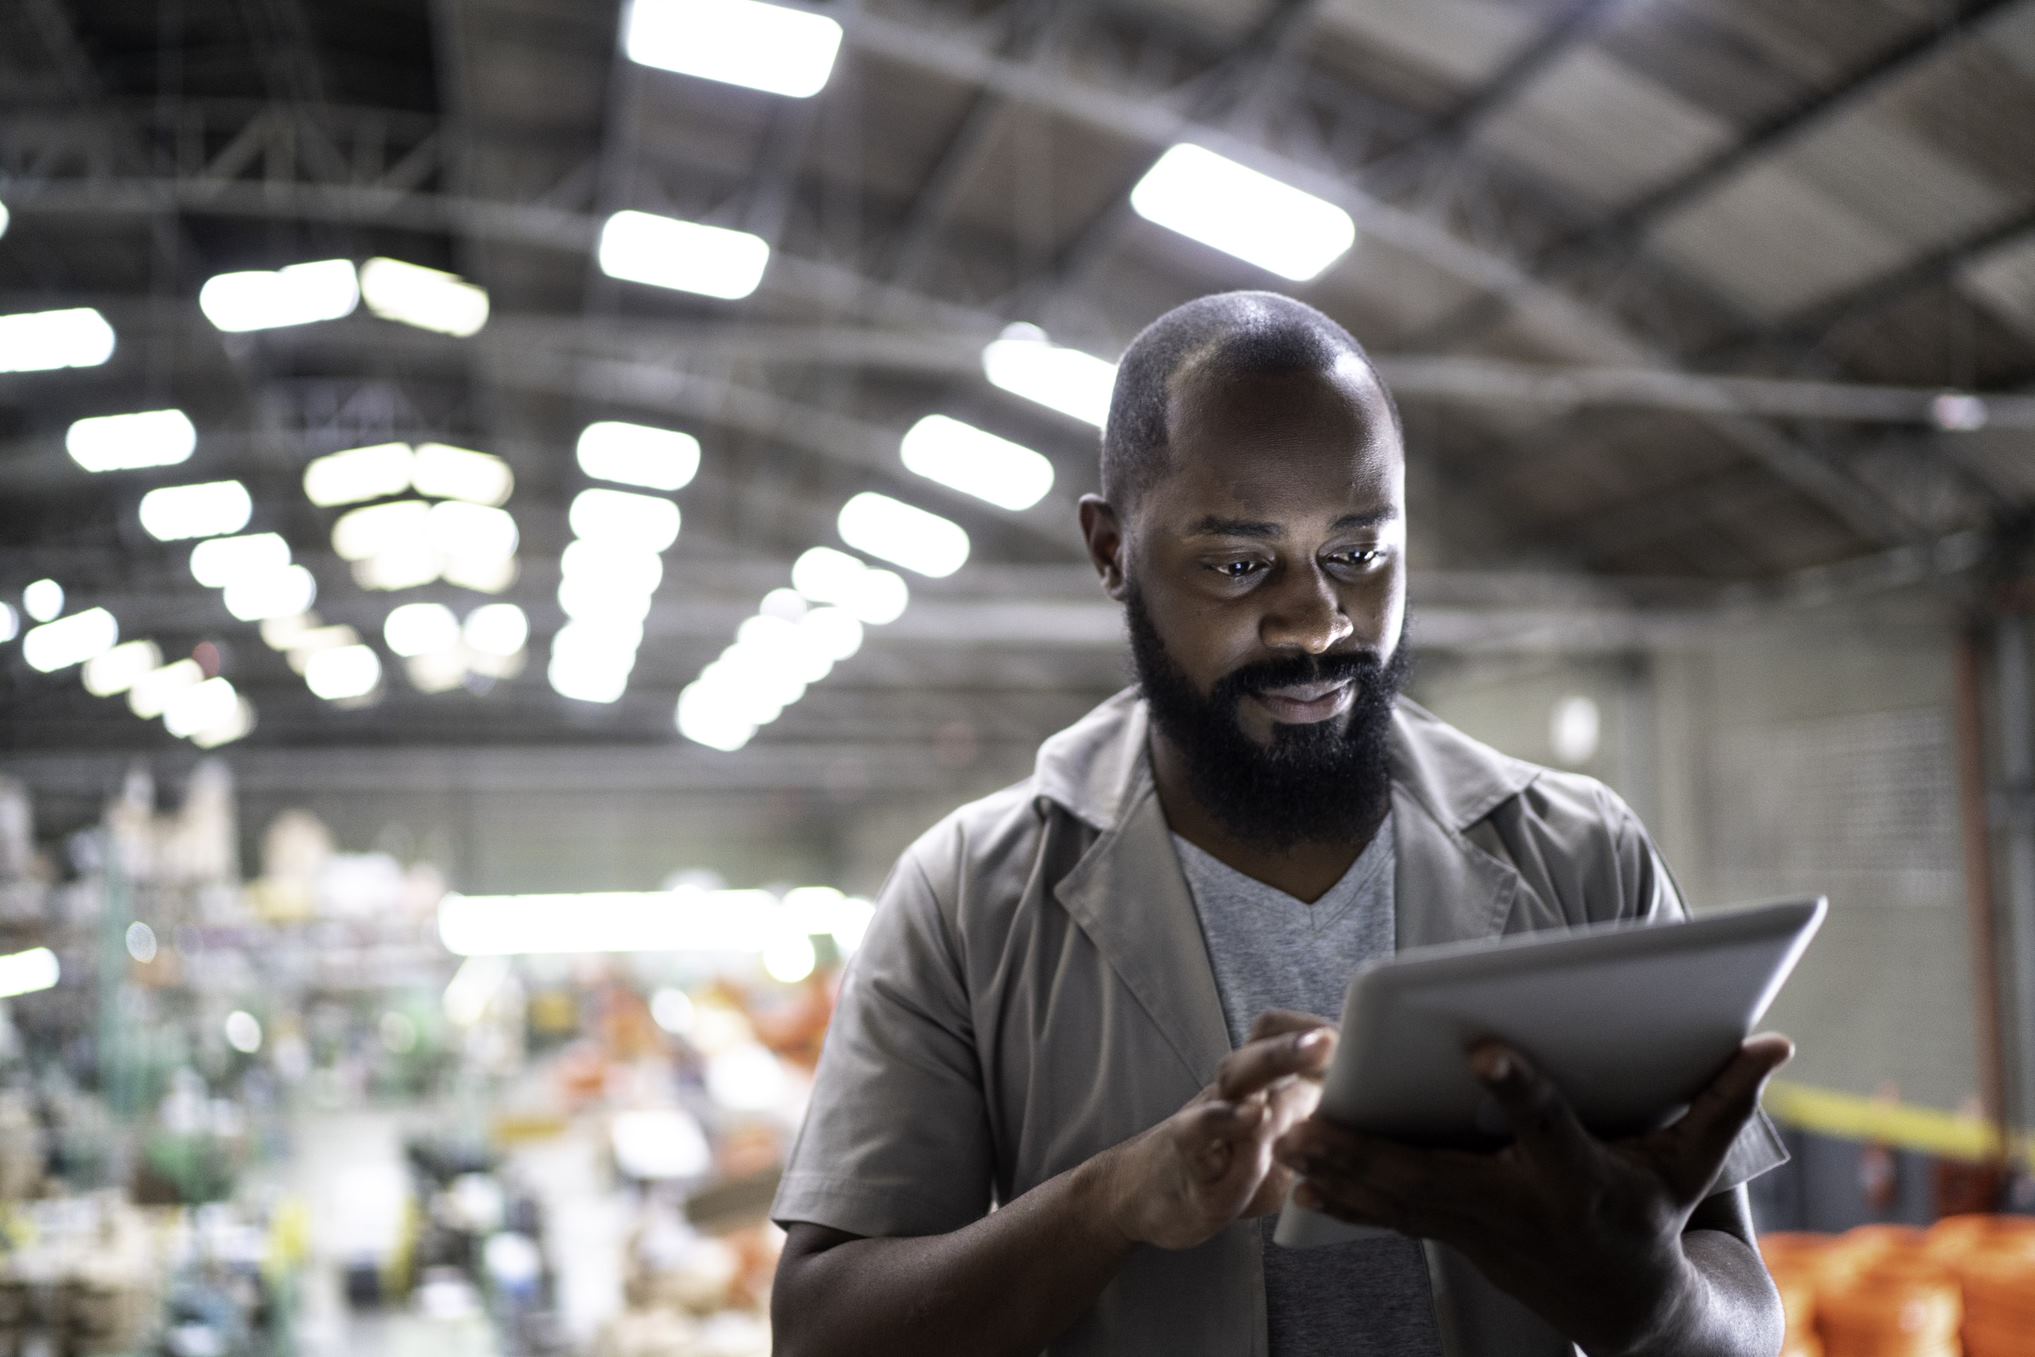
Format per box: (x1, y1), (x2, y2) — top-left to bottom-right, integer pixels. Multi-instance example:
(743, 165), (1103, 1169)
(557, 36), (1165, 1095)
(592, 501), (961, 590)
(1033, 686), (1541, 836)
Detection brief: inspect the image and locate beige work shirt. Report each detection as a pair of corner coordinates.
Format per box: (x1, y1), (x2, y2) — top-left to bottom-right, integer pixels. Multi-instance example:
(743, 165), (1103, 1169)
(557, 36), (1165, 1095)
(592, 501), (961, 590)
(773, 689), (1789, 1356)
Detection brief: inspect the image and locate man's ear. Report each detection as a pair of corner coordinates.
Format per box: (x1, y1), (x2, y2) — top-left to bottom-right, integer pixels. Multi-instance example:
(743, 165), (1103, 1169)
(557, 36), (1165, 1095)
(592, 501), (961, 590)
(1078, 495), (1130, 601)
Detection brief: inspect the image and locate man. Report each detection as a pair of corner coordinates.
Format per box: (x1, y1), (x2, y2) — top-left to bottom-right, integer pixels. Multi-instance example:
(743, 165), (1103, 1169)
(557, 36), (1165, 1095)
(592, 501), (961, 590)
(769, 292), (1792, 1356)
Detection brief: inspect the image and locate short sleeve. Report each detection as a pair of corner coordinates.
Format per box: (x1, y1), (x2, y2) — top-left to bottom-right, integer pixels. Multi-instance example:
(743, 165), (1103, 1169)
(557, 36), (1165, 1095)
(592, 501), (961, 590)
(1602, 786), (1792, 1197)
(770, 846), (997, 1238)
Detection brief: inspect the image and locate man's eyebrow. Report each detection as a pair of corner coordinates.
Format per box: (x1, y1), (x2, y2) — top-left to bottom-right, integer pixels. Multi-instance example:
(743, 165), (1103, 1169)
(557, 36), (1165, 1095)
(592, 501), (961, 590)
(1183, 508), (1399, 539)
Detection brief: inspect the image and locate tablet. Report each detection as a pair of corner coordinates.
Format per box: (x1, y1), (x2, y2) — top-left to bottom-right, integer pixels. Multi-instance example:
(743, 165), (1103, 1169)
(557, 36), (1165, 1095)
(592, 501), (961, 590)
(1274, 896), (1825, 1249)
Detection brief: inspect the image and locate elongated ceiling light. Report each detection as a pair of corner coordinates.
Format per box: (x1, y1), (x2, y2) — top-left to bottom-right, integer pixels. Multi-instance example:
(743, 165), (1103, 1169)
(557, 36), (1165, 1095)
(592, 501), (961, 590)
(0, 307), (115, 373)
(837, 492), (969, 578)
(65, 409), (196, 472)
(139, 480), (252, 541)
(790, 546), (908, 625)
(900, 414), (1054, 511)
(598, 210), (769, 300)
(624, 0), (843, 98)
(577, 421), (701, 492)
(189, 532), (290, 587)
(1128, 143), (1356, 282)
(358, 257), (490, 337)
(981, 326), (1117, 428)
(413, 443), (514, 506)
(22, 608), (118, 673)
(0, 948), (59, 1000)
(304, 442), (413, 507)
(199, 259), (360, 332)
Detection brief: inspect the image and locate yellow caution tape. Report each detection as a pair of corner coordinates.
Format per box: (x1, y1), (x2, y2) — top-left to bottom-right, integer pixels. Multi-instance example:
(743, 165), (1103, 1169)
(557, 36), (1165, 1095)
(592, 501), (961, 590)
(1764, 1081), (2035, 1170)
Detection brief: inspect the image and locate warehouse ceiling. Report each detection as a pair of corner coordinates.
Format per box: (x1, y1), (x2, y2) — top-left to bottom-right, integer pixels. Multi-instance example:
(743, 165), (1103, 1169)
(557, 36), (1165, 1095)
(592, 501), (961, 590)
(2, 0), (2033, 767)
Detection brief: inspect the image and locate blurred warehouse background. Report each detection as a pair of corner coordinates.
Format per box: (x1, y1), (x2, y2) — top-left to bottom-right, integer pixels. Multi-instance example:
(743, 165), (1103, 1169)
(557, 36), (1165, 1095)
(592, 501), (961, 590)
(2, 0), (2035, 1353)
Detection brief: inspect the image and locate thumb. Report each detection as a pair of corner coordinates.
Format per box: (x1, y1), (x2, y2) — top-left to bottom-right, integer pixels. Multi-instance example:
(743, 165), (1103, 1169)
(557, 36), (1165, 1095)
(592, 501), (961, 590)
(1660, 1033), (1793, 1201)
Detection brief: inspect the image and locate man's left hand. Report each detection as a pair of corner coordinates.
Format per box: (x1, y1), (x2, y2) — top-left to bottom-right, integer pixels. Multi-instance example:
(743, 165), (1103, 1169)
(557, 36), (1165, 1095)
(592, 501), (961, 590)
(1273, 1034), (1793, 1356)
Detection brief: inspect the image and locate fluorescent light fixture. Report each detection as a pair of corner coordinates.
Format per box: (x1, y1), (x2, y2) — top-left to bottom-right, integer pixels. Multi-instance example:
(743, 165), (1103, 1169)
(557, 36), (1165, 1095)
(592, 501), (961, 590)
(23, 608), (118, 673)
(405, 650), (468, 694)
(624, 0), (843, 98)
(191, 696), (256, 748)
(561, 539), (665, 597)
(799, 605), (864, 662)
(0, 307), (115, 373)
(199, 258), (359, 332)
(0, 603), (15, 644)
(139, 480), (252, 542)
(163, 676), (240, 739)
(559, 574), (654, 626)
(305, 644), (383, 701)
(427, 501), (519, 560)
(353, 546), (441, 592)
(259, 612), (319, 649)
(190, 533), (291, 588)
(790, 546), (908, 624)
(1128, 143), (1356, 282)
(65, 409), (197, 473)
(22, 579), (63, 624)
(413, 443), (514, 506)
(463, 603), (528, 657)
(441, 553), (517, 594)
(547, 639), (633, 705)
(439, 887), (872, 956)
(128, 659), (202, 718)
(576, 421), (701, 492)
(569, 488), (680, 552)
(279, 625), (360, 675)
(735, 613), (831, 684)
(384, 602), (461, 658)
(759, 587), (807, 621)
(676, 683), (758, 752)
(838, 492), (969, 578)
(444, 956), (512, 1027)
(358, 257), (490, 337)
(83, 640), (164, 697)
(900, 414), (1054, 511)
(981, 327), (1116, 428)
(0, 199), (7, 238)
(223, 563), (317, 622)
(304, 442), (413, 507)
(332, 498), (429, 560)
(597, 210), (769, 300)
(0, 948), (59, 1000)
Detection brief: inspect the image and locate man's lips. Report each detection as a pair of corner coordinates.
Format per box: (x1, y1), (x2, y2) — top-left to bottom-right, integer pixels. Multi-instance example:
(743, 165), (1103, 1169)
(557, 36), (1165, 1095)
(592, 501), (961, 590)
(1248, 680), (1354, 723)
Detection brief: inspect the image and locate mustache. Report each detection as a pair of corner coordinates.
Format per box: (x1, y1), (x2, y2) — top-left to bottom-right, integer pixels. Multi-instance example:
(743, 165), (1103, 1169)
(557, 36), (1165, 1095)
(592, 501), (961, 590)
(1213, 649), (1387, 703)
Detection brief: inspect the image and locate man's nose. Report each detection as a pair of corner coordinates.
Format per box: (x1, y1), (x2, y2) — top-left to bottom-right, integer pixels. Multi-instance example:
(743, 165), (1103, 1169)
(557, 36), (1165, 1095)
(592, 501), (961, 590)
(1259, 566), (1354, 655)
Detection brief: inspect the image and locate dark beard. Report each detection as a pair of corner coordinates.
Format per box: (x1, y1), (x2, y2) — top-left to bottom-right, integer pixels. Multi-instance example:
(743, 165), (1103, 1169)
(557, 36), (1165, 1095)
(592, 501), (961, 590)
(1125, 584), (1412, 851)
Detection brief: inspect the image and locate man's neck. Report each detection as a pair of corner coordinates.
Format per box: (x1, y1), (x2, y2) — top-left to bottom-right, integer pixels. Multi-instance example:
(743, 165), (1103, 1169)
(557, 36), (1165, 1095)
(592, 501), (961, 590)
(1148, 729), (1388, 904)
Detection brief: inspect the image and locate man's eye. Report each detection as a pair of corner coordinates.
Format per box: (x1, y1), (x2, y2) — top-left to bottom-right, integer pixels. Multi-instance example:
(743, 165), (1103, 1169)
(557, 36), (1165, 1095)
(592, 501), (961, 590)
(1331, 549), (1383, 569)
(1211, 560), (1264, 581)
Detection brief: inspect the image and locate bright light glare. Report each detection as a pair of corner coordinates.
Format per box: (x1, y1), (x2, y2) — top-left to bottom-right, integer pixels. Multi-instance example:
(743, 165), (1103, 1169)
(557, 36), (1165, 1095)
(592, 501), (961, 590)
(413, 443), (514, 506)
(126, 922), (158, 964)
(463, 603), (528, 657)
(384, 602), (461, 658)
(358, 257), (490, 337)
(441, 554), (517, 595)
(901, 414), (1054, 511)
(569, 487), (680, 552)
(799, 605), (863, 662)
(83, 639), (163, 697)
(439, 887), (869, 956)
(223, 563), (316, 622)
(759, 587), (807, 621)
(278, 625), (359, 675)
(305, 644), (383, 701)
(1128, 143), (1356, 282)
(353, 546), (441, 592)
(128, 659), (202, 719)
(190, 697), (256, 748)
(23, 609), (118, 673)
(576, 421), (701, 492)
(199, 259), (359, 332)
(838, 492), (969, 578)
(23, 579), (63, 623)
(163, 676), (240, 739)
(561, 539), (664, 596)
(139, 480), (253, 541)
(190, 532), (291, 587)
(0, 948), (59, 1000)
(427, 501), (519, 560)
(0, 604), (16, 644)
(597, 210), (769, 301)
(332, 499), (429, 560)
(304, 442), (413, 507)
(559, 575), (653, 626)
(650, 987), (695, 1035)
(0, 307), (115, 373)
(981, 328), (1117, 428)
(547, 641), (632, 705)
(65, 409), (197, 473)
(791, 546), (908, 625)
(625, 0), (843, 98)
(224, 1010), (263, 1054)
(762, 931), (817, 984)
(676, 683), (758, 752)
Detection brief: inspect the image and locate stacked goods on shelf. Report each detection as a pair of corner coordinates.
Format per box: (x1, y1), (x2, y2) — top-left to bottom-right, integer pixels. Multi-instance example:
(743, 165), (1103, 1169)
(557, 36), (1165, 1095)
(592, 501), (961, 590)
(0, 1196), (163, 1356)
(1761, 1217), (2035, 1357)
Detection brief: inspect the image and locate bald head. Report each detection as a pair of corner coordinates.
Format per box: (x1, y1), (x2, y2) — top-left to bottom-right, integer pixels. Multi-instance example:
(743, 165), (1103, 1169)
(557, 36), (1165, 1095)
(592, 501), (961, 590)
(1099, 291), (1400, 511)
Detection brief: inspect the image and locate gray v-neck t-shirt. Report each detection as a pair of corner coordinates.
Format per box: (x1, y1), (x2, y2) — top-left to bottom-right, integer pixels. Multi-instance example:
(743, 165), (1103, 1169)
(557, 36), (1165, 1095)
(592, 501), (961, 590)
(1172, 813), (1443, 1357)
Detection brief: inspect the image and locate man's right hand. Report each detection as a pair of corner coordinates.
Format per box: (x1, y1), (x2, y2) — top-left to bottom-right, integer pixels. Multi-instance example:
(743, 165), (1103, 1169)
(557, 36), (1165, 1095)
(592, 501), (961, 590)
(1093, 1010), (1337, 1251)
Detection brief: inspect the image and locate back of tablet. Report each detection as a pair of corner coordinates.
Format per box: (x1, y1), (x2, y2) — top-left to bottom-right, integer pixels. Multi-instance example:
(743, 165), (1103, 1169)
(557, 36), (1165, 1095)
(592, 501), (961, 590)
(1275, 896), (1824, 1248)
